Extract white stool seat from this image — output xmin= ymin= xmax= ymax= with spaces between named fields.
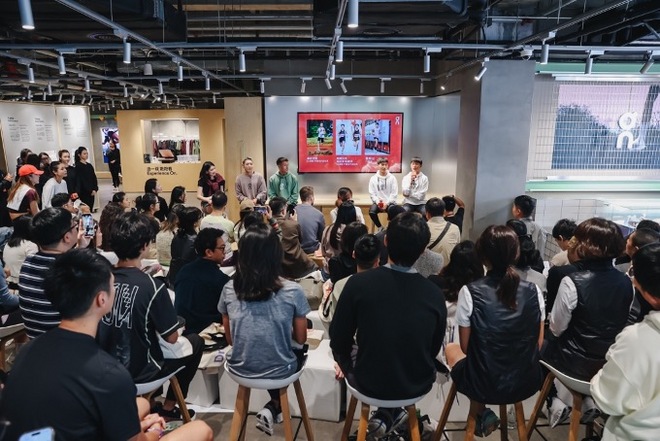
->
xmin=225 ymin=362 xmax=304 ymax=390
xmin=0 ymin=323 xmax=24 ymax=339
xmin=540 ymin=360 xmax=592 ymax=396
xmin=135 ymin=366 xmax=185 ymax=396
xmin=346 ymin=381 xmax=425 ymax=408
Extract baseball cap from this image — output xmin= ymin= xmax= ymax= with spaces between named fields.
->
xmin=18 ymin=165 xmax=44 ymax=177
xmin=240 ymin=199 xmax=255 ymax=211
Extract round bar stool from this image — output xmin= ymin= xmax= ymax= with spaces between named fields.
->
xmin=224 ymin=361 xmax=314 ymax=441
xmin=525 ymin=360 xmax=595 ymax=441
xmin=135 ymin=366 xmax=191 ymax=423
xmin=0 ymin=323 xmax=25 ymax=371
xmin=433 ymin=382 xmax=528 ymax=441
xmin=341 ymin=381 xmax=423 ymax=441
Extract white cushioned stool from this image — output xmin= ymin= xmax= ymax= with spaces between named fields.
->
xmin=224 ymin=361 xmax=314 ymax=441
xmin=135 ymin=366 xmax=192 ymax=423
xmin=342 ymin=381 xmax=423 ymax=441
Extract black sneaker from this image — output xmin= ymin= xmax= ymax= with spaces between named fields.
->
xmin=153 ymin=402 xmax=195 ymax=421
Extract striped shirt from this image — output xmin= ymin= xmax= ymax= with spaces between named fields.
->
xmin=19 ymin=252 xmax=59 ymax=339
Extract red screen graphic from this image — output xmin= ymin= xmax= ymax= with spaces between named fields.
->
xmin=298 ymin=112 xmax=403 ymax=173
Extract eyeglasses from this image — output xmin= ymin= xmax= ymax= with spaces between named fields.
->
xmin=215 ymin=247 xmax=226 ymax=253
xmin=627 ymin=265 xmax=634 ymax=279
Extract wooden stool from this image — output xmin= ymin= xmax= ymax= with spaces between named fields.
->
xmin=135 ymin=365 xmax=192 ymax=423
xmin=433 ymin=383 xmax=528 ymax=441
xmin=224 ymin=361 xmax=314 ymax=441
xmin=526 ymin=361 xmax=594 ymax=441
xmin=342 ymin=381 xmax=423 ymax=441
xmin=0 ymin=323 xmax=26 ymax=371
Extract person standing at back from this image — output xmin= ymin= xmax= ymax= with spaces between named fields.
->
xmin=512 ymin=194 xmax=546 ymax=257
xmin=73 ymin=146 xmax=98 ymax=210
xmin=268 ymin=157 xmax=299 ymax=213
xmin=41 ymin=161 xmax=68 ymax=209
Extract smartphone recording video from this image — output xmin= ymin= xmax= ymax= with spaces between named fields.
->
xmin=254 ymin=206 xmax=268 ymax=216
xmin=81 ymin=214 xmax=95 ymax=238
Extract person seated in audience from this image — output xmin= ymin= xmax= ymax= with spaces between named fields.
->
xmin=637 ymin=219 xmax=660 ymax=232
xmin=156 ymin=212 xmax=178 ymax=267
xmin=507 ymin=219 xmax=546 ymax=276
xmin=550 ymin=218 xmax=577 ymax=267
xmin=296 ymin=186 xmax=325 ymax=254
xmin=322 ymin=201 xmax=358 ymax=274
xmin=199 ymin=191 xmax=234 ymax=264
xmin=4 ymin=215 xmax=37 ymax=291
xmin=328 ymin=221 xmax=367 ymax=284
xmin=40 ymin=161 xmax=68 ymax=209
xmin=426 ymin=197 xmax=461 ymax=267
xmin=330 ymin=212 xmax=446 ymax=438
xmin=135 ymin=193 xmax=161 ymax=260
xmin=99 ymin=201 xmax=126 ymax=252
xmin=112 ymin=191 xmax=134 ymax=211
xmin=330 ymin=187 xmax=365 ymax=224
xmin=446 ymin=225 xmax=545 ymax=437
xmin=218 ymin=223 xmax=310 ymax=436
xmin=512 ymin=194 xmax=546 ymax=256
xmin=442 ymin=195 xmax=466 ymax=234
xmin=175 ymin=228 xmax=230 ymax=334
xmin=233 ymin=199 xmax=255 ymax=241
xmin=145 ymin=178 xmax=169 ymax=222
xmin=376 ymin=204 xmax=405 ymax=265
xmin=7 ymin=165 xmax=42 ymax=220
xmin=429 ymin=240 xmax=484 ymax=354
xmin=542 ymin=218 xmax=633 ymax=427
xmin=269 ymin=196 xmax=317 ymax=279
xmin=98 ymin=211 xmax=204 ymax=421
xmin=590 ymin=242 xmax=660 ymax=441
xmin=19 ymin=208 xmax=85 ymax=339
xmin=169 ymin=185 xmax=186 ymax=213
xmin=620 ymin=228 xmax=660 ymax=323
xmin=50 ymin=192 xmax=78 ymax=214
xmin=319 ymin=233 xmax=380 ymax=325
xmin=2 ymin=248 xmax=213 ymax=440
xmin=168 ymin=206 xmax=203 ymax=285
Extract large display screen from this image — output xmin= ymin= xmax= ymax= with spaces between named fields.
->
xmin=298 ymin=112 xmax=403 ymax=173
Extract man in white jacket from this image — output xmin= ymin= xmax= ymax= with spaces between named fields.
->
xmin=368 ymin=158 xmax=398 ymax=230
xmin=401 ymin=157 xmax=428 ymax=216
xmin=590 ymin=242 xmax=660 ymax=441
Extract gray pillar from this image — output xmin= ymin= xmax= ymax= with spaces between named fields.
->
xmin=456 ymin=60 xmax=536 ymax=240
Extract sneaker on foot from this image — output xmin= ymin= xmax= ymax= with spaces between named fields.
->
xmin=153 ymin=403 xmax=195 ymax=421
xmin=367 ymin=408 xmax=393 ymax=440
xmin=388 ymin=407 xmax=409 ymax=434
xmin=475 ymin=408 xmax=499 ymax=438
xmin=256 ymin=401 xmax=283 ymax=436
xmin=548 ymin=398 xmax=571 ymax=428
xmin=580 ymin=397 xmax=601 ymax=424
xmin=506 ymin=404 xmax=517 ymax=430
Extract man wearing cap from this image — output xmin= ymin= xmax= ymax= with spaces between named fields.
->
xmin=235 ymin=157 xmax=267 ymax=205
xmin=7 ymin=164 xmax=43 ymax=220
xmin=368 ymin=158 xmax=398 ymax=231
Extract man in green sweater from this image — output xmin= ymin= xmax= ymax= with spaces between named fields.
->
xmin=268 ymin=157 xmax=299 ymax=212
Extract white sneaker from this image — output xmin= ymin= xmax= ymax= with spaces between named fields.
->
xmin=506 ymin=404 xmax=517 ymax=430
xmin=548 ymin=397 xmax=571 ymax=428
xmin=256 ymin=402 xmax=283 ymax=436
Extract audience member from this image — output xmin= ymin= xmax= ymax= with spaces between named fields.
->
xmin=175 ymin=228 xmax=230 ymax=333
xmin=401 ymin=157 xmax=428 ymax=215
xmin=376 ymin=204 xmax=406 ymax=265
xmin=3 ymin=215 xmax=37 ymax=290
xmin=197 ymin=161 xmax=225 ymax=214
xmin=296 ymin=186 xmax=325 ymax=254
xmin=268 ymin=157 xmax=299 ymax=212
xmin=330 ymin=187 xmax=365 ymax=224
xmin=550 ymin=218 xmax=577 ymax=267
xmin=99 ymin=201 xmax=126 ymax=252
xmin=319 ymin=234 xmax=380 ymax=325
xmin=169 ymin=185 xmax=187 ymax=213
xmin=218 ymin=223 xmax=310 ymax=435
xmin=507 ymin=219 xmax=545 ymax=274
xmin=443 ymin=195 xmax=466 ymax=233
xmin=168 ymin=207 xmax=203 ymax=285
xmin=98 ymin=211 xmax=204 ymax=421
xmin=7 ymin=165 xmax=42 ymax=220
xmin=446 ymin=225 xmax=544 ymax=436
xmin=330 ymin=212 xmax=446 ymax=438
xmin=591 ymin=242 xmax=660 ymax=441
xmin=15 ymin=148 xmax=31 ymax=180
xmin=200 ymin=191 xmax=234 ymax=263
xmin=425 ymin=197 xmax=460 ymax=267
xmin=0 ymin=168 xmax=14 ymax=227
xmin=512 ymin=194 xmax=546 ymax=256
xmin=2 ymin=248 xmax=213 ymax=440
xmin=156 ymin=212 xmax=178 ymax=267
xmin=111 ymin=191 xmax=133 ymax=211
xmin=269 ymin=197 xmax=317 ymax=279
xmin=368 ymin=157 xmax=398 ymax=230
xmin=543 ymin=218 xmax=633 ymax=427
xmin=19 ymin=208 xmax=84 ymax=339
xmin=135 ymin=192 xmax=161 ymax=260
xmin=145 ymin=178 xmax=169 ymax=222
xmin=621 ymin=228 xmax=660 ymax=323
xmin=41 ymin=161 xmax=68 ymax=209
xmin=328 ymin=221 xmax=367 ymax=284
xmin=322 ymin=201 xmax=357 ymax=273
xmin=637 ymin=219 xmax=660 ymax=232
xmin=233 ymin=199 xmax=255 ymax=242
xmin=235 ymin=156 xmax=267 ymax=205
xmin=50 ymin=192 xmax=77 ymax=214
xmin=73 ymin=146 xmax=98 ymax=210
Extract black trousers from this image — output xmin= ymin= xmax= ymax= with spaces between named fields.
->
xmin=158 ymin=333 xmax=205 ymax=402
xmin=109 ymin=165 xmax=121 ymax=188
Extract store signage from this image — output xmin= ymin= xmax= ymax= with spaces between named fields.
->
xmin=615 ymin=112 xmax=644 ymax=151
xmin=146 ymin=165 xmax=177 ymax=176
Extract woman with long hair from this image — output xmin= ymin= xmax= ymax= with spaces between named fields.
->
xmin=156 ymin=211 xmax=178 ymax=266
xmin=98 ymin=202 xmax=126 ymax=252
xmin=135 ymin=193 xmax=161 ymax=260
xmin=506 ymin=219 xmax=547 ymax=290
xmin=330 ymin=187 xmax=365 ymax=224
xmin=170 ymin=185 xmax=186 ymax=213
xmin=446 ymin=225 xmax=545 ymax=436
xmin=7 ymin=165 xmax=42 ymax=220
xmin=322 ymin=201 xmax=358 ymax=273
xmin=3 ymin=215 xmax=38 ymax=289
xmin=111 ymin=191 xmax=133 ymax=211
xmin=196 ymin=161 xmax=225 ymax=213
xmin=168 ymin=206 xmax=203 ymax=284
xmin=328 ymin=221 xmax=368 ymax=284
xmin=73 ymin=146 xmax=98 ymax=210
xmin=106 ymin=136 xmax=122 ymax=191
xmin=144 ymin=178 xmax=169 ymax=222
xmin=218 ymin=223 xmax=310 ymax=436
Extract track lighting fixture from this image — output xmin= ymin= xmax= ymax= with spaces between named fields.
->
xmin=640 ymin=51 xmax=660 ymax=74
xmin=123 ymin=38 xmax=131 ymax=64
xmin=340 ymin=79 xmax=348 ymax=94
xmin=205 ymin=75 xmax=211 ymax=91
xmin=212 ymin=94 xmax=216 ymax=104
xmin=42 ymin=91 xmax=46 ymax=101
xmin=57 ymin=93 xmax=62 ymax=103
xmin=585 ymin=57 xmax=593 ymax=74
xmin=27 ymin=65 xmax=34 ymax=83
xmin=239 ymin=50 xmax=246 ymax=72
xmin=143 ymin=63 xmax=153 ymax=76
xmin=123 ymin=85 xmax=128 ymax=97
xmin=540 ymin=43 xmax=550 ymax=65
xmin=336 ymin=41 xmax=344 ymax=63
xmin=325 ymin=78 xmax=332 ymax=90
xmin=177 ymin=64 xmax=184 ymax=82
xmin=88 ymin=97 xmax=94 ymax=105
xmin=475 ymin=57 xmax=489 ymax=81
xmin=158 ymin=81 xmax=164 ymax=95
xmin=300 ymin=78 xmax=307 ymax=94
xmin=57 ymin=54 xmax=66 ymax=75
xmin=176 ymin=96 xmax=180 ymax=106
xmin=84 ymin=78 xmax=90 ymax=92
xmin=71 ymin=95 xmax=75 ymax=104
xmin=81 ymin=96 xmax=86 ymax=105
xmin=19 ymin=0 xmax=35 ymax=30
xmin=347 ymin=0 xmax=359 ymax=28
xmin=330 ymin=64 xmax=336 ymax=81
xmin=129 ymin=96 xmax=133 ymax=105
xmin=423 ymin=51 xmax=430 ymax=73
xmin=260 ymin=80 xmax=265 ymax=94
xmin=379 ymin=78 xmax=390 ymax=94
xmin=26 ymin=88 xmax=32 ymax=100
xmin=47 ymin=82 xmax=52 ymax=95
xmin=419 ymin=81 xmax=424 ymax=95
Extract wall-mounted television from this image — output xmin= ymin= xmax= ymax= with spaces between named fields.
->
xmin=297 ymin=112 xmax=404 ymax=173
